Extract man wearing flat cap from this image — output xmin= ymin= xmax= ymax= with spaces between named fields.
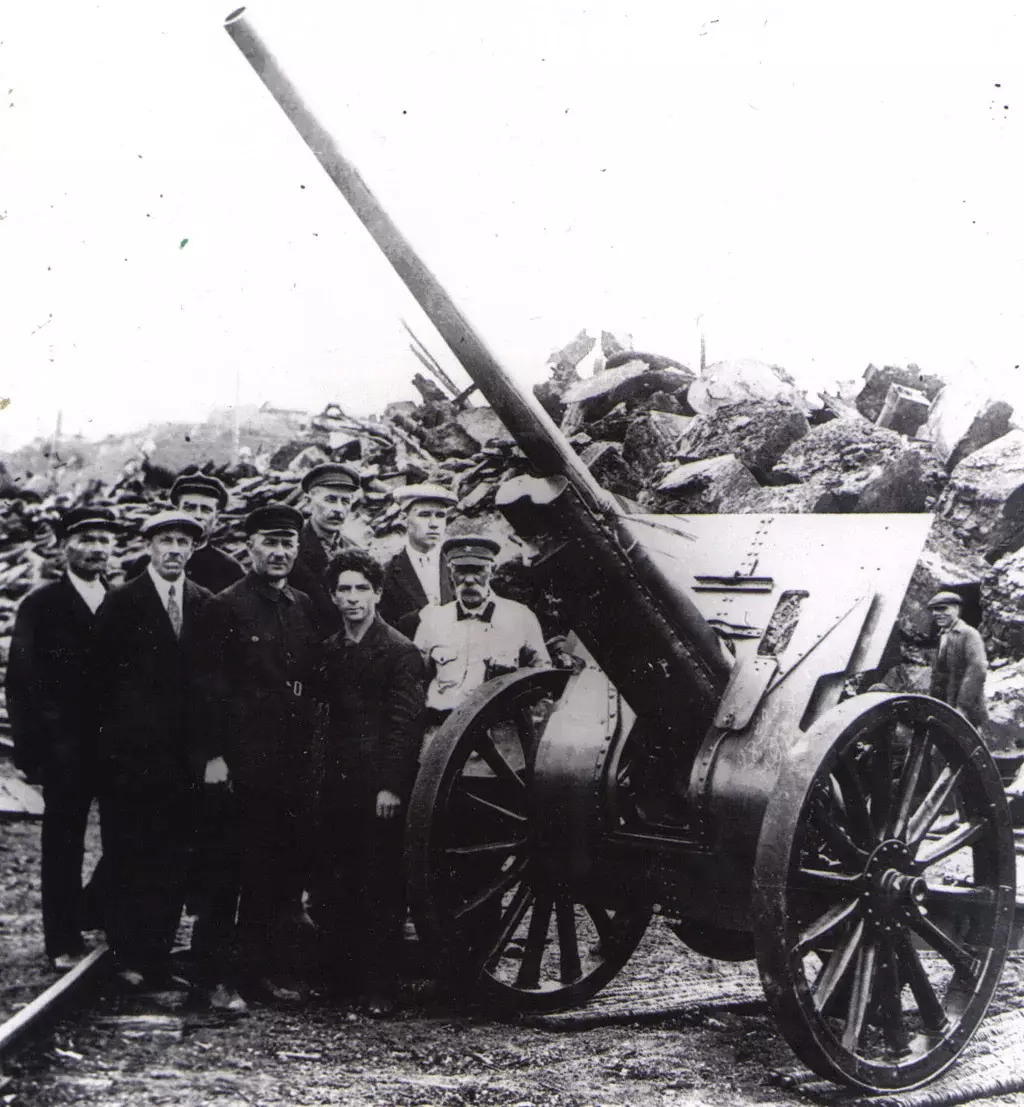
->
xmin=290 ymin=463 xmax=362 ymax=634
xmin=6 ymin=506 xmax=120 ymax=971
xmin=92 ymin=510 xmax=213 ymax=990
xmin=193 ymin=504 xmax=321 ymax=1006
xmin=379 ymin=484 xmax=457 ymax=637
xmin=414 ymin=535 xmax=550 ymax=721
xmin=123 ymin=470 xmax=244 ymax=594
xmin=927 ymin=590 xmax=990 ymax=733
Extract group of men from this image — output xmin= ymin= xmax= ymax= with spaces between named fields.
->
xmin=7 ymin=462 xmax=550 ymax=1018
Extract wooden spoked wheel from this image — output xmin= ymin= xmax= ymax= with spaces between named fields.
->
xmin=406 ymin=668 xmax=652 ymax=1012
xmin=753 ymin=693 xmax=1015 ymax=1091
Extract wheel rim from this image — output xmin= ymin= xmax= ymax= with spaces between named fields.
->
xmin=406 ymin=669 xmax=651 ymax=1012
xmin=753 ymin=693 xmax=1015 ymax=1091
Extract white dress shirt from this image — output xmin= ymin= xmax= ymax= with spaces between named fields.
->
xmin=407 ymin=544 xmax=442 ymax=607
xmin=147 ymin=564 xmax=186 ymax=627
xmin=67 ymin=570 xmax=106 ymax=614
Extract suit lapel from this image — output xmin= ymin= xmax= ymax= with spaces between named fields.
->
xmin=58 ymin=573 xmax=99 ymax=624
xmin=134 ymin=572 xmax=178 ymax=647
xmin=397 ymin=549 xmax=427 ymax=609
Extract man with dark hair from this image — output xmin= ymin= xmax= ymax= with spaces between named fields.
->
xmin=379 ymin=484 xmax=457 ymax=636
xmin=290 ymin=463 xmax=361 ymax=633
xmin=123 ymin=472 xmax=244 ymax=594
xmin=93 ymin=510 xmax=213 ymax=990
xmin=6 ymin=506 xmax=121 ymax=971
xmin=194 ymin=504 xmax=321 ymax=1008
xmin=312 ymin=547 xmax=425 ymax=1016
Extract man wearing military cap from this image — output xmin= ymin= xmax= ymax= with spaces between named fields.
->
xmin=414 ymin=535 xmax=550 ymax=720
xmin=193 ymin=503 xmax=321 ymax=1007
xmin=92 ymin=510 xmax=213 ymax=990
xmin=290 ymin=463 xmax=362 ymax=633
xmin=122 ymin=470 xmax=244 ymax=594
xmin=379 ymin=483 xmax=458 ymax=637
xmin=6 ymin=506 xmax=121 ymax=970
xmin=927 ymin=590 xmax=990 ymax=733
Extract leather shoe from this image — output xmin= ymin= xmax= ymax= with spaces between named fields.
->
xmin=255 ymin=976 xmax=306 ymax=1004
xmin=207 ymin=983 xmax=249 ymax=1016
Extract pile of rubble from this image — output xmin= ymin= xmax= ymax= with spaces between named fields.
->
xmin=3 ymin=330 xmax=1024 ymax=748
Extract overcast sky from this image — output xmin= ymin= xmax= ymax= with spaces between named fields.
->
xmin=2 ymin=1 xmax=1022 ymax=449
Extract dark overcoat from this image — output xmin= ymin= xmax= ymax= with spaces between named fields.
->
xmin=379 ymin=547 xmax=453 ymax=637
xmin=288 ymin=521 xmax=354 ymax=635
xmin=930 ymin=619 xmax=990 ymax=730
xmin=6 ymin=574 xmax=105 ymax=779
xmin=122 ymin=542 xmax=245 ymax=595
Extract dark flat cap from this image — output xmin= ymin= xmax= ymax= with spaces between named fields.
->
xmin=442 ymin=535 xmax=500 ymax=565
xmin=301 ymin=463 xmax=360 ymax=494
xmin=170 ymin=472 xmax=229 ymax=510
xmin=140 ymin=510 xmax=204 ymax=540
xmin=245 ymin=504 xmax=304 ymax=536
xmin=927 ymin=590 xmax=963 ymax=608
xmin=393 ymin=483 xmax=458 ymax=509
xmin=59 ymin=506 xmax=121 ymax=539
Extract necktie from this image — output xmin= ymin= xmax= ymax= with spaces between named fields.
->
xmin=167 ymin=583 xmax=182 ymax=639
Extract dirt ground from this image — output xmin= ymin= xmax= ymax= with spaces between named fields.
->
xmin=5 ymin=792 xmax=1024 ymax=1107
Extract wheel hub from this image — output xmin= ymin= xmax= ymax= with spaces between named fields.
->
xmin=862 ymin=839 xmax=925 ymax=934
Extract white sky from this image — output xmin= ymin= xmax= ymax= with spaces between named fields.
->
xmin=2 ymin=1 xmax=1023 ymax=449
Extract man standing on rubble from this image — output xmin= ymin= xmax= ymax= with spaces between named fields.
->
xmin=414 ymin=536 xmax=550 ymax=727
xmin=290 ymin=462 xmax=361 ymax=633
xmin=193 ymin=505 xmax=321 ymax=1008
xmin=379 ymin=483 xmax=457 ymax=636
xmin=927 ymin=590 xmax=990 ymax=734
xmin=6 ymin=506 xmax=121 ymax=971
xmin=93 ymin=510 xmax=212 ymax=990
xmin=123 ymin=471 xmax=244 ymax=594
xmin=311 ymin=548 xmax=425 ymax=1016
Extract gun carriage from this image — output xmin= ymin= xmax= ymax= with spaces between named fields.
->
xmin=226 ymin=10 xmax=1015 ymax=1091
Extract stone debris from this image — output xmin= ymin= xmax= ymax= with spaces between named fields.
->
xmin=934 ymin=430 xmax=1024 ymax=555
xmin=876 ymin=383 xmax=932 ymax=437
xmin=687 ymin=359 xmax=806 ymax=416
xmin=675 ymin=398 xmax=809 ymax=482
xmin=925 ymin=382 xmax=1014 ymax=470
xmin=855 ymin=363 xmax=945 ymax=423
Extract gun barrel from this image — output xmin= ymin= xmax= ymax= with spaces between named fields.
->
xmin=224 ymin=8 xmax=618 ymax=518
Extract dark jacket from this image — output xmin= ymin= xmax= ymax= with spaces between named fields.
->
xmin=379 ymin=547 xmax=453 ymax=637
xmin=289 ymin=521 xmax=356 ymax=635
xmin=198 ymin=572 xmax=321 ymax=784
xmin=93 ymin=573 xmax=213 ymax=790
xmin=122 ymin=543 xmax=245 ymax=595
xmin=930 ymin=619 xmax=989 ymax=730
xmin=6 ymin=574 xmax=107 ymax=778
xmin=314 ymin=616 xmax=426 ymax=807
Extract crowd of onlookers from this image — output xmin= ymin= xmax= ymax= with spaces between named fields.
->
xmin=7 ymin=464 xmax=551 ymax=1017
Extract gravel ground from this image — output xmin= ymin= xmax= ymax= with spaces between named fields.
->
xmin=5 ymin=779 xmax=1024 ymax=1107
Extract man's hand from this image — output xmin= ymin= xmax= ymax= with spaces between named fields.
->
xmin=376 ymin=789 xmax=402 ymax=820
xmin=204 ymin=756 xmax=230 ymax=785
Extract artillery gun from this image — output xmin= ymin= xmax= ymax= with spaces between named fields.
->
xmin=225 ymin=10 xmax=1015 ymax=1091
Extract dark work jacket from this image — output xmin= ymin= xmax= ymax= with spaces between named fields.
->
xmin=122 ymin=543 xmax=245 ymax=595
xmin=288 ymin=521 xmax=357 ymax=636
xmin=93 ymin=573 xmax=213 ymax=792
xmin=930 ymin=619 xmax=989 ymax=729
xmin=198 ymin=572 xmax=321 ymax=786
xmin=379 ymin=547 xmax=453 ymax=638
xmin=314 ymin=616 xmax=426 ymax=810
xmin=6 ymin=574 xmax=107 ymax=779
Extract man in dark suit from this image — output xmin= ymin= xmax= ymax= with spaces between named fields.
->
xmin=122 ymin=472 xmax=244 ymax=594
xmin=312 ymin=547 xmax=425 ymax=1016
xmin=93 ymin=510 xmax=213 ymax=989
xmin=6 ymin=506 xmax=121 ymax=970
xmin=927 ymin=590 xmax=990 ymax=733
xmin=289 ymin=462 xmax=361 ymax=634
xmin=379 ymin=483 xmax=457 ymax=637
xmin=194 ymin=505 xmax=321 ymax=1007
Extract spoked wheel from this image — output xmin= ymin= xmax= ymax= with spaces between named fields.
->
xmin=753 ymin=693 xmax=1015 ymax=1092
xmin=406 ymin=668 xmax=652 ymax=1012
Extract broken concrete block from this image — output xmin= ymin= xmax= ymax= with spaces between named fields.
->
xmin=687 ymin=359 xmax=805 ymax=417
xmin=623 ymin=412 xmax=693 ymax=478
xmin=773 ymin=418 xmax=908 ymax=498
xmin=649 ymin=454 xmax=760 ymax=513
xmin=454 ymin=406 xmax=514 ymax=449
xmin=855 ymin=363 xmax=945 ymax=422
xmin=580 ymin=441 xmax=641 ymax=499
xmin=562 ymin=360 xmax=694 ymax=420
xmin=897 ymin=518 xmax=988 ymax=642
xmin=934 ymin=430 xmax=1024 ymax=552
xmin=925 ymin=383 xmax=1014 ymax=470
xmin=982 ymin=546 xmax=1024 ymax=663
xmin=876 ymin=384 xmax=932 ymax=437
xmin=855 ymin=446 xmax=948 ymax=514
xmin=675 ymin=399 xmax=809 ymax=482
xmin=420 ymin=420 xmax=480 ymax=460
xmin=984 ymin=659 xmax=1024 ymax=751
xmin=585 ymin=403 xmax=632 ymax=443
